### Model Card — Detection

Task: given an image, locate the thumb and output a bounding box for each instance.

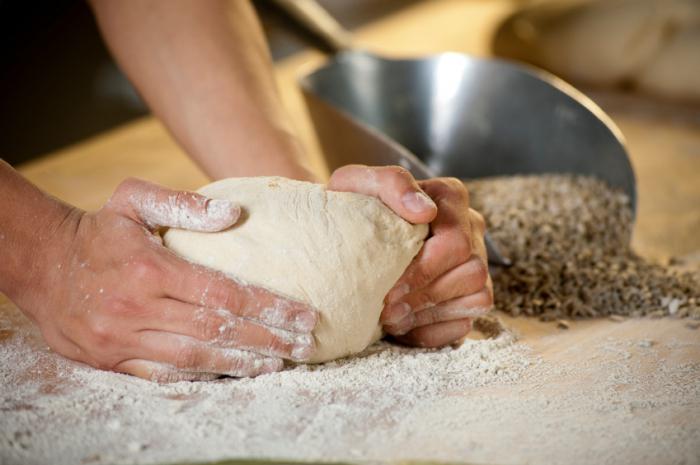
[107,178,240,232]
[328,165,437,224]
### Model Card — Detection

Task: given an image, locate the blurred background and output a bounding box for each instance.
[0,0,421,165]
[1,0,698,166]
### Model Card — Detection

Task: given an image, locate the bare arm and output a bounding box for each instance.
[0,160,77,312]
[89,0,315,181]
[88,0,492,350]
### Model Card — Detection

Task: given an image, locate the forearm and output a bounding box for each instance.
[0,161,79,312]
[90,0,315,181]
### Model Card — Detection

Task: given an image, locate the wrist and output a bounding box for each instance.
[197,129,320,183]
[0,161,83,319]
[22,208,84,318]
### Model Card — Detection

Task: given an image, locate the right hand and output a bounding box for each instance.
[21,178,317,382]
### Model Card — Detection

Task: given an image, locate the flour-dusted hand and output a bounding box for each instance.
[328,165,493,348]
[12,177,317,382]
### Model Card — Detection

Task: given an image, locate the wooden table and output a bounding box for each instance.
[3,1,699,464]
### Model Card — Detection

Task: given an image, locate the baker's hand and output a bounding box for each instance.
[24,178,317,382]
[328,165,493,347]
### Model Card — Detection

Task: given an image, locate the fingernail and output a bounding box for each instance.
[292,311,318,333]
[206,199,240,221]
[291,335,315,361]
[401,191,436,214]
[390,313,416,336]
[386,283,410,304]
[384,302,412,325]
[260,358,284,374]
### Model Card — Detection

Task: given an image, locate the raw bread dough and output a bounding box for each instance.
[492,0,700,101]
[163,177,427,363]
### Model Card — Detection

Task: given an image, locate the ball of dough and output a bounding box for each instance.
[163,177,428,363]
[493,0,700,101]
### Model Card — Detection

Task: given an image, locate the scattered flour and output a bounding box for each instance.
[131,191,239,232]
[1,303,699,465]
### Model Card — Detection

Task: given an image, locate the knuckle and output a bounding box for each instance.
[335,163,362,177]
[173,345,200,370]
[128,256,163,283]
[446,231,472,263]
[195,312,225,341]
[102,296,146,319]
[382,165,414,185]
[106,177,141,211]
[88,318,114,347]
[437,177,468,199]
[201,274,244,311]
[113,177,140,199]
[230,352,282,377]
[224,353,250,376]
[174,190,201,210]
[268,335,289,356]
[443,177,463,189]
[217,285,244,313]
[412,288,436,310]
[384,165,411,178]
[409,264,433,288]
[419,307,440,326]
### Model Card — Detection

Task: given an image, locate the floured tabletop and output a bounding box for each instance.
[2,301,699,465]
[2,1,700,464]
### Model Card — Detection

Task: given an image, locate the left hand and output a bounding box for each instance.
[328,165,493,348]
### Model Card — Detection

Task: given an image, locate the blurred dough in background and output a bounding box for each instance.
[492,0,700,103]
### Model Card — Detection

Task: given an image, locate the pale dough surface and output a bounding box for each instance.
[494,0,700,101]
[163,177,427,363]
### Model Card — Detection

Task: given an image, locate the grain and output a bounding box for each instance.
[468,175,700,320]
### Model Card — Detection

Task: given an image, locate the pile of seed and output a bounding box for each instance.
[468,175,700,320]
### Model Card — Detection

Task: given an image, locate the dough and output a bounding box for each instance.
[163,177,427,363]
[492,0,700,102]
[636,26,700,101]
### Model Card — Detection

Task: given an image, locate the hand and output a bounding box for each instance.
[22,178,317,382]
[328,165,493,348]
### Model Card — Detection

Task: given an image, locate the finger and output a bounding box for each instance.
[50,327,101,368]
[384,288,493,336]
[107,177,240,231]
[470,208,487,237]
[133,331,284,377]
[160,253,318,333]
[395,318,473,348]
[115,359,221,383]
[144,299,315,361]
[328,164,437,224]
[384,230,472,305]
[385,179,475,304]
[382,256,489,325]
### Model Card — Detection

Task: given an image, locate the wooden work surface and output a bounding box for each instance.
[2,1,699,464]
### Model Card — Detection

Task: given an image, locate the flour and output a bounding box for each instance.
[2,302,699,465]
[1,306,522,465]
[131,191,240,232]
